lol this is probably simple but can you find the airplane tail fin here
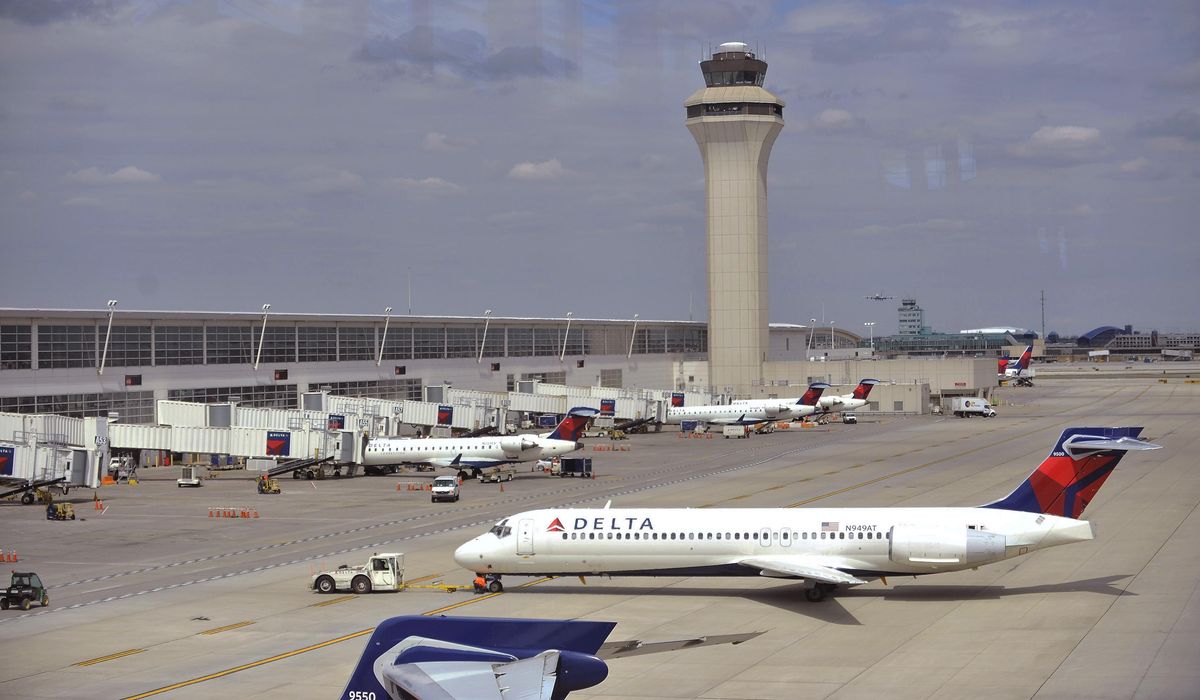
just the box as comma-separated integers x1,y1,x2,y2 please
342,615,615,700
980,427,1160,518
797,382,831,407
851,379,879,400
1014,345,1033,370
545,406,601,442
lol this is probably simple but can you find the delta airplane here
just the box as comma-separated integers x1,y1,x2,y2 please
455,427,1159,601
362,407,598,478
664,383,829,427
998,345,1034,386
734,379,879,418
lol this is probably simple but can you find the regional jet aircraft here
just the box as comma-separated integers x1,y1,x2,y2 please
734,379,879,417
663,382,829,427
455,427,1159,601
362,407,598,478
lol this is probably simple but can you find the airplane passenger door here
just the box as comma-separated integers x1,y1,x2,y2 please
517,518,535,555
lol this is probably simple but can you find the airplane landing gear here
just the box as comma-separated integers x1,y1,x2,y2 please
805,583,837,602
486,574,504,593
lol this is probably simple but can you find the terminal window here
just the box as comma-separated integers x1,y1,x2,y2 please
381,327,413,361
297,326,336,362
106,325,152,367
155,325,204,366
37,324,97,369
338,327,375,362
0,325,31,370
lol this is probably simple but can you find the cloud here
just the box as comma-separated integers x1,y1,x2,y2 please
18,190,37,201
386,176,462,197
849,218,976,238
1063,204,1094,217
1113,156,1170,181
1156,59,1200,91
356,26,575,80
784,2,953,64
1134,108,1200,143
811,108,869,133
507,158,571,181
422,132,474,152
62,195,103,207
1007,125,1110,164
0,0,122,25
66,165,161,185
289,166,363,195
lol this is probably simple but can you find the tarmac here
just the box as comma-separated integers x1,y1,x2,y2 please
0,376,1197,699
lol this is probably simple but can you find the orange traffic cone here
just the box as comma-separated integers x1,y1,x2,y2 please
208,507,214,518
9,551,16,563
499,483,505,493
253,509,259,519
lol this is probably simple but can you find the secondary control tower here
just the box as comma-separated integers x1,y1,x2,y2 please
685,42,784,396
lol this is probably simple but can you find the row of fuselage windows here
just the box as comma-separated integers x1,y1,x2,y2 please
372,443,497,452
558,530,890,542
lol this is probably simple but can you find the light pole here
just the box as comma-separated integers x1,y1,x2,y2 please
806,318,816,357
376,306,392,367
627,313,640,359
864,322,876,352
253,303,271,370
477,309,492,364
98,299,118,375
559,312,573,362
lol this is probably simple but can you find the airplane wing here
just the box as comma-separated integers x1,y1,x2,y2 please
736,556,867,585
597,631,764,660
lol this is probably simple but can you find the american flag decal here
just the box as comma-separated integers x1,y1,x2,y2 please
821,521,839,532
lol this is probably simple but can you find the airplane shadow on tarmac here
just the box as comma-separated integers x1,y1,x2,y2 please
842,574,1135,603
518,574,1134,627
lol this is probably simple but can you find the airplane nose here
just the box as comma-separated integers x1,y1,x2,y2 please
453,538,483,570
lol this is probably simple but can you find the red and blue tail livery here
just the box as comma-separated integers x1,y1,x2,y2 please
545,406,601,442
851,379,879,400
982,427,1160,518
797,382,831,406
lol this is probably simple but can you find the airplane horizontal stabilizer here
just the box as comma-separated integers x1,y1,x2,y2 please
737,556,866,585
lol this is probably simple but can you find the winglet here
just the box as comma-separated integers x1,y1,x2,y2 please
981,427,1161,518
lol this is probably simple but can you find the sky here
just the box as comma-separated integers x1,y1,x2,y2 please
1,0,1198,337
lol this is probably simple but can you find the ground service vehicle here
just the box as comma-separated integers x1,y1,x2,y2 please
431,476,460,502
950,397,996,418
311,553,404,594
477,466,515,483
842,413,858,424
177,466,202,487
723,425,749,439
1,572,48,610
46,503,75,520
555,457,592,477
257,475,281,494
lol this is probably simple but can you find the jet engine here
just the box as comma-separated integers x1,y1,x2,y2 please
499,435,538,458
889,525,1005,566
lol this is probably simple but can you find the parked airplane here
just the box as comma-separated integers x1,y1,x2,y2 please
664,383,830,427
342,614,760,700
455,427,1159,601
865,292,895,300
998,345,1034,386
362,407,598,478
734,379,879,418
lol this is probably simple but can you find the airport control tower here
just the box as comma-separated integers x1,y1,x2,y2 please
685,42,784,396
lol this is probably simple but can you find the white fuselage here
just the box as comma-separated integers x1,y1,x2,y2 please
665,403,815,426
734,394,865,414
454,507,1094,579
362,435,578,470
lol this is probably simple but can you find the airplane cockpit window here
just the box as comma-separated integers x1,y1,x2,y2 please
487,519,512,538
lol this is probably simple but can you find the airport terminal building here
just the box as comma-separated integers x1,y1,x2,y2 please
0,308,707,423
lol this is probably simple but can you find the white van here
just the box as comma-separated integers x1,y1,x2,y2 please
431,475,460,503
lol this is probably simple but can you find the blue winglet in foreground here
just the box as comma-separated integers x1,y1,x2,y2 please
342,615,615,700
